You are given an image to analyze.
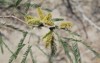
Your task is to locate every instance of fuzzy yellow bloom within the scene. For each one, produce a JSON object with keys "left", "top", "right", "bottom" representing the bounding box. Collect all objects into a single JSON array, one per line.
[
  {"left": 37, "top": 7, "right": 54, "bottom": 26},
  {"left": 42, "top": 13, "right": 54, "bottom": 26},
  {"left": 37, "top": 7, "right": 45, "bottom": 20},
  {"left": 24, "top": 15, "right": 41, "bottom": 26},
  {"left": 43, "top": 20, "right": 54, "bottom": 26},
  {"left": 60, "top": 21, "right": 73, "bottom": 29},
  {"left": 43, "top": 31, "right": 53, "bottom": 48},
  {"left": 42, "top": 13, "right": 52, "bottom": 21}
]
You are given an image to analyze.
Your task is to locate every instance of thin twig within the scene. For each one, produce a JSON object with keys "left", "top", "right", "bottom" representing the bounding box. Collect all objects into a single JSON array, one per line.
[
  {"left": 62, "top": 0, "right": 88, "bottom": 38},
  {"left": 76, "top": 5, "right": 100, "bottom": 31},
  {"left": 0, "top": 15, "right": 27, "bottom": 25}
]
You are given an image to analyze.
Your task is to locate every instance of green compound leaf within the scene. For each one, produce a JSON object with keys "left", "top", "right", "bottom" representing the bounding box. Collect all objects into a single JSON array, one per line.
[
  {"left": 43, "top": 8, "right": 52, "bottom": 12},
  {"left": 55, "top": 32, "right": 73, "bottom": 63},
  {"left": 60, "top": 39, "right": 73, "bottom": 63},
  {"left": 65, "top": 29, "right": 80, "bottom": 37},
  {"left": 21, "top": 46, "right": 32, "bottom": 63},
  {"left": 72, "top": 42, "right": 81, "bottom": 63},
  {"left": 0, "top": 33, "right": 13, "bottom": 54},
  {"left": 9, "top": 32, "right": 28, "bottom": 63},
  {"left": 52, "top": 18, "right": 64, "bottom": 21},
  {"left": 63, "top": 37, "right": 82, "bottom": 42},
  {"left": 30, "top": 49, "right": 36, "bottom": 63}
]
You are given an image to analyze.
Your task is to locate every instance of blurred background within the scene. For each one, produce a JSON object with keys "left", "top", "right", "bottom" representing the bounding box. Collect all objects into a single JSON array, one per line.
[{"left": 0, "top": 0, "right": 100, "bottom": 63}]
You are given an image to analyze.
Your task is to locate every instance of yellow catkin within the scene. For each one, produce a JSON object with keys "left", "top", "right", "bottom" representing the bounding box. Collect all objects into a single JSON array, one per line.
[
  {"left": 60, "top": 21, "right": 73, "bottom": 29},
  {"left": 42, "top": 20, "right": 54, "bottom": 26},
  {"left": 24, "top": 15, "right": 41, "bottom": 26},
  {"left": 37, "top": 7, "right": 45, "bottom": 20},
  {"left": 37, "top": 8, "right": 54, "bottom": 26},
  {"left": 43, "top": 31, "right": 53, "bottom": 48},
  {"left": 42, "top": 13, "right": 52, "bottom": 21},
  {"left": 42, "top": 13, "right": 54, "bottom": 26}
]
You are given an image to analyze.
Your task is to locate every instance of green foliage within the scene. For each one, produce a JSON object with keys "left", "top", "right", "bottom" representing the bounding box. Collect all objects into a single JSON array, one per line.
[
  {"left": 56, "top": 32, "right": 73, "bottom": 63},
  {"left": 0, "top": 33, "right": 13, "bottom": 54},
  {"left": 55, "top": 30, "right": 100, "bottom": 63},
  {"left": 9, "top": 32, "right": 27, "bottom": 63},
  {"left": 52, "top": 18, "right": 64, "bottom": 21},
  {"left": 0, "top": 1, "right": 99, "bottom": 63},
  {"left": 21, "top": 46, "right": 32, "bottom": 63},
  {"left": 72, "top": 42, "right": 81, "bottom": 63},
  {"left": 30, "top": 49, "right": 36, "bottom": 63},
  {"left": 43, "top": 8, "right": 52, "bottom": 12}
]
